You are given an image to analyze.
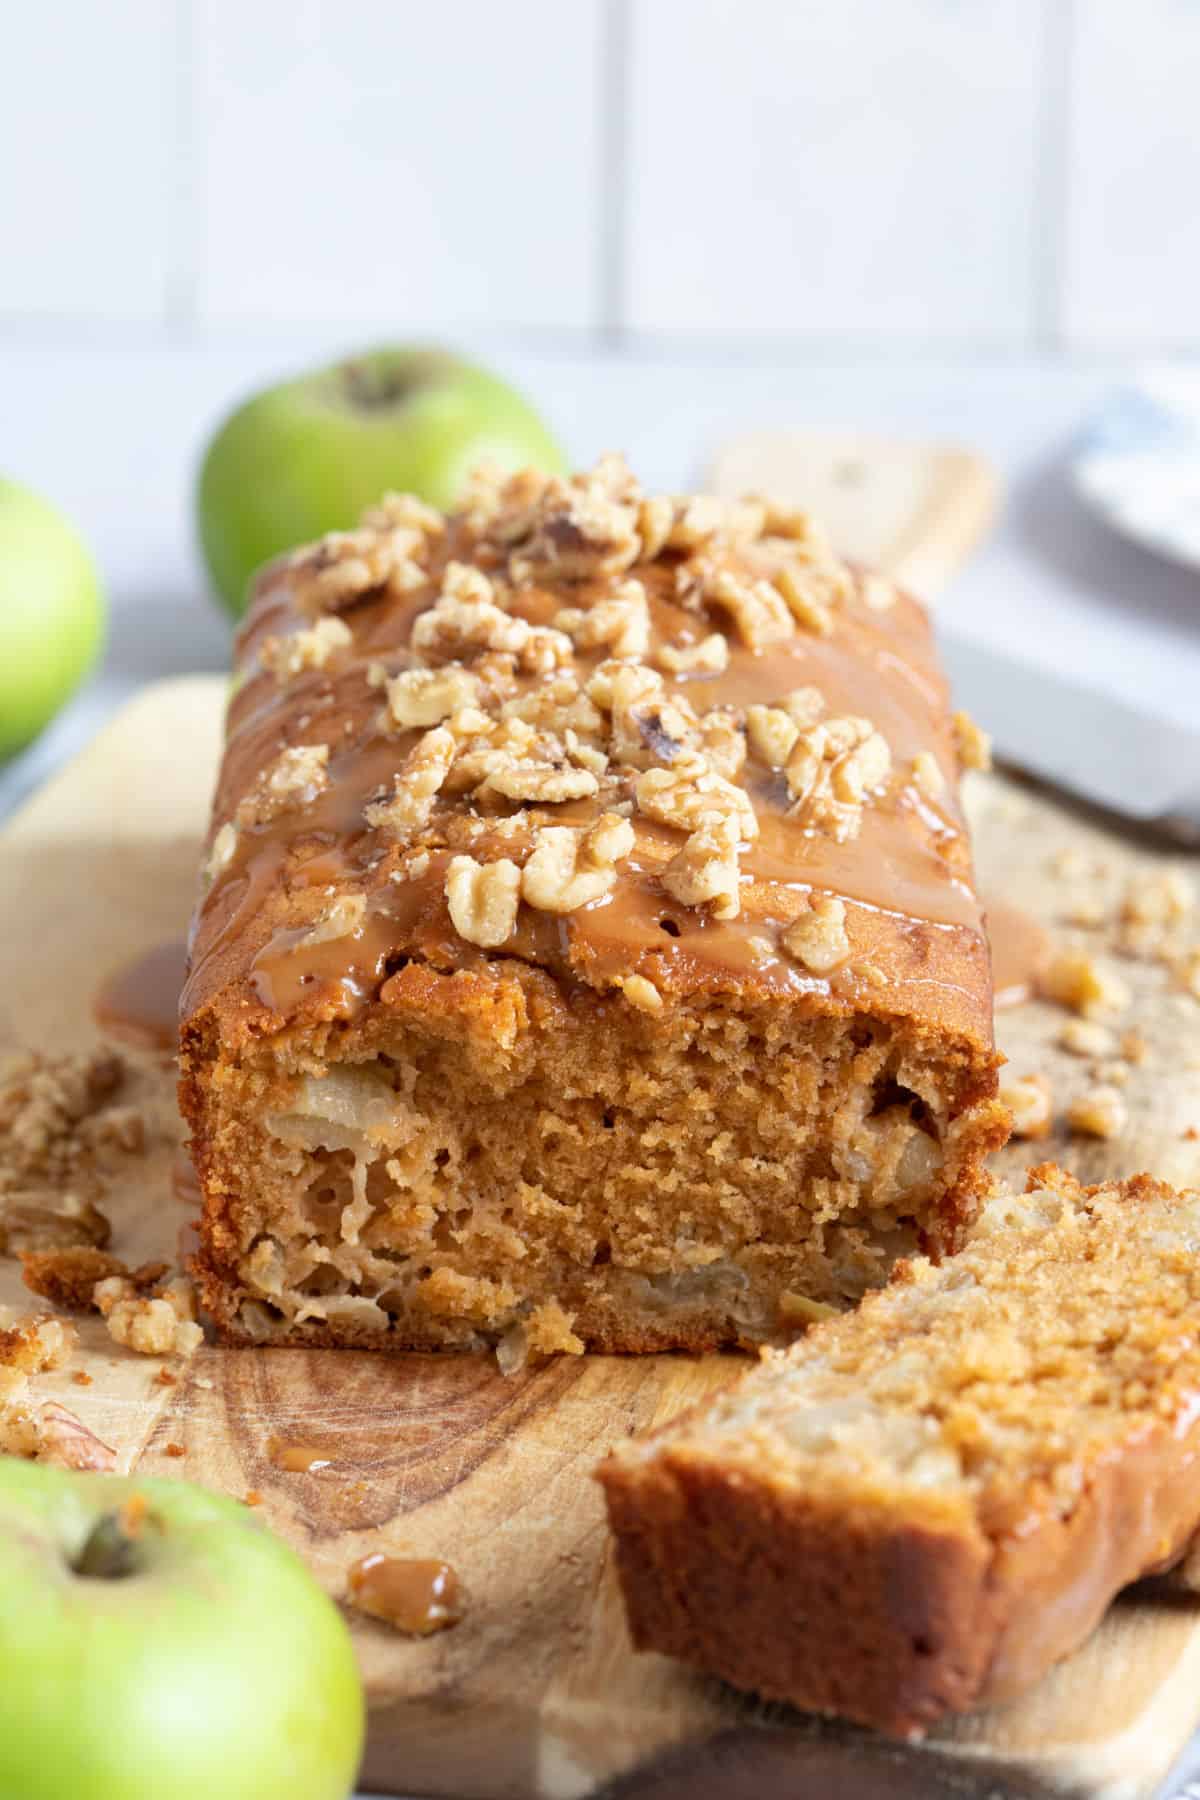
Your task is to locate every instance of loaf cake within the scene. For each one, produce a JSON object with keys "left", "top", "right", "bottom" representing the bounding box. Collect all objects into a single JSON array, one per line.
[
  {"left": 598, "top": 1165, "right": 1200, "bottom": 1736},
  {"left": 179, "top": 455, "right": 1006, "bottom": 1354}
]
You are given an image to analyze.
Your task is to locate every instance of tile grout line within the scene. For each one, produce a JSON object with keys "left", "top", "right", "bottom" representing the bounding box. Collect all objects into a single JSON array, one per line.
[
  {"left": 597, "top": 0, "right": 632, "bottom": 349},
  {"left": 1032, "top": 0, "right": 1075, "bottom": 355},
  {"left": 164, "top": 0, "right": 198, "bottom": 341}
]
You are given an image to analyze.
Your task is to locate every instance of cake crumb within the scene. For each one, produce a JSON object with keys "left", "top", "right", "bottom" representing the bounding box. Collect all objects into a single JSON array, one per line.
[
  {"left": 164, "top": 1442, "right": 185, "bottom": 1458},
  {"left": 1067, "top": 1085, "right": 1127, "bottom": 1140},
  {"left": 999, "top": 1073, "right": 1053, "bottom": 1140}
]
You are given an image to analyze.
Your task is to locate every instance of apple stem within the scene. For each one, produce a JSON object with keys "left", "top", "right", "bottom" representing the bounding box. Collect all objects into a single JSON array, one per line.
[{"left": 73, "top": 1512, "right": 141, "bottom": 1580}]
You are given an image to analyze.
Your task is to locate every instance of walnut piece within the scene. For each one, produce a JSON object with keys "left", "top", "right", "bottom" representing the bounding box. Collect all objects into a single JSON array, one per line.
[
  {"left": 785, "top": 716, "right": 891, "bottom": 843},
  {"left": 260, "top": 616, "right": 352, "bottom": 680},
  {"left": 999, "top": 1072, "right": 1053, "bottom": 1140},
  {"left": 783, "top": 897, "right": 851, "bottom": 973},
  {"left": 656, "top": 633, "right": 728, "bottom": 676},
  {"left": 635, "top": 753, "right": 758, "bottom": 841},
  {"left": 704, "top": 568, "right": 795, "bottom": 651},
  {"left": 1056, "top": 1019, "right": 1116, "bottom": 1058},
  {"left": 236, "top": 744, "right": 330, "bottom": 828},
  {"left": 910, "top": 751, "right": 946, "bottom": 799},
  {"left": 385, "top": 665, "right": 480, "bottom": 729},
  {"left": 1040, "top": 949, "right": 1130, "bottom": 1019},
  {"left": 445, "top": 856, "right": 521, "bottom": 947},
  {"left": 555, "top": 580, "right": 650, "bottom": 661},
  {"left": 521, "top": 815, "right": 634, "bottom": 914},
  {"left": 617, "top": 974, "right": 664, "bottom": 1014},
  {"left": 364, "top": 726, "right": 456, "bottom": 840},
  {"left": 953, "top": 710, "right": 992, "bottom": 772},
  {"left": 1120, "top": 870, "right": 1194, "bottom": 926},
  {"left": 287, "top": 524, "right": 428, "bottom": 616},
  {"left": 661, "top": 814, "right": 743, "bottom": 919}
]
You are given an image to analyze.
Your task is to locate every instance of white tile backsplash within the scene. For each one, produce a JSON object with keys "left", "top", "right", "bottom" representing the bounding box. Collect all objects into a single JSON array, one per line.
[
  {"left": 1063, "top": 0, "right": 1200, "bottom": 349},
  {"left": 0, "top": 0, "right": 174, "bottom": 323},
  {"left": 624, "top": 0, "right": 1044, "bottom": 342},
  {"left": 3, "top": 0, "right": 1200, "bottom": 351},
  {"left": 191, "top": 0, "right": 605, "bottom": 332}
]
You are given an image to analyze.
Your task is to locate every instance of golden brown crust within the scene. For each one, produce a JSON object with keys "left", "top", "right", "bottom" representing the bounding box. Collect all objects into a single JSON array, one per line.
[
  {"left": 597, "top": 1168, "right": 1200, "bottom": 1733},
  {"left": 181, "top": 461, "right": 1003, "bottom": 1355}
]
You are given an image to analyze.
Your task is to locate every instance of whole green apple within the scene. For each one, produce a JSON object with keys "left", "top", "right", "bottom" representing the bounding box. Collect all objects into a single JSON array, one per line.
[
  {"left": 197, "top": 346, "right": 566, "bottom": 617},
  {"left": 0, "top": 478, "right": 104, "bottom": 759},
  {"left": 0, "top": 1458, "right": 363, "bottom": 1800}
]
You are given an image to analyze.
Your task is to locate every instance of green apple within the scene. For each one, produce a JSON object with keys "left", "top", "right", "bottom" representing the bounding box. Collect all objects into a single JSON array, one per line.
[
  {"left": 197, "top": 345, "right": 566, "bottom": 617},
  {"left": 0, "top": 1459, "right": 363, "bottom": 1800},
  {"left": 0, "top": 478, "right": 104, "bottom": 759}
]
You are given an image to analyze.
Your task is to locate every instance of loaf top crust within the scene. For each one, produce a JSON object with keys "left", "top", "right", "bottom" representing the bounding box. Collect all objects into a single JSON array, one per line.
[{"left": 182, "top": 457, "right": 994, "bottom": 1049}]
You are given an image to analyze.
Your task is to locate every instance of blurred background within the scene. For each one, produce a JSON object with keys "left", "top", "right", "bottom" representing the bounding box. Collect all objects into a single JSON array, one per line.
[{"left": 3, "top": 0, "right": 1200, "bottom": 808}]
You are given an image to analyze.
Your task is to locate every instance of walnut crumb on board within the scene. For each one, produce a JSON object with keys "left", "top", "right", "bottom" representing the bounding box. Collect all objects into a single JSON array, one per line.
[{"left": 1067, "top": 1086, "right": 1128, "bottom": 1140}]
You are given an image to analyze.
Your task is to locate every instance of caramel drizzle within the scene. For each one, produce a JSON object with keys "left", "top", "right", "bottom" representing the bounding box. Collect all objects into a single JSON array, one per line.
[{"left": 185, "top": 518, "right": 989, "bottom": 1034}]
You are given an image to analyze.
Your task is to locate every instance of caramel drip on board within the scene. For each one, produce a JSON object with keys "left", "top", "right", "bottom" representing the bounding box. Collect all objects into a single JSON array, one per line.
[
  {"left": 185, "top": 515, "right": 991, "bottom": 1036},
  {"left": 346, "top": 1552, "right": 463, "bottom": 1635},
  {"left": 93, "top": 939, "right": 189, "bottom": 1052},
  {"left": 268, "top": 1437, "right": 333, "bottom": 1474}
]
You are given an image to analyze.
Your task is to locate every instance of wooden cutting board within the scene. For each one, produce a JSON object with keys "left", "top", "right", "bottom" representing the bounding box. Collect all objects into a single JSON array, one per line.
[{"left": 2, "top": 437, "right": 1199, "bottom": 1800}]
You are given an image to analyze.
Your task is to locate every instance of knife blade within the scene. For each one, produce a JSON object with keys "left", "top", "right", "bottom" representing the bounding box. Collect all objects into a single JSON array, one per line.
[{"left": 936, "top": 630, "right": 1200, "bottom": 844}]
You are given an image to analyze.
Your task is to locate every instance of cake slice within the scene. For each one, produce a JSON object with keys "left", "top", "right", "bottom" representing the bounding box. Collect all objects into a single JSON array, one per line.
[
  {"left": 598, "top": 1165, "right": 1200, "bottom": 1736},
  {"left": 180, "top": 456, "right": 1005, "bottom": 1356}
]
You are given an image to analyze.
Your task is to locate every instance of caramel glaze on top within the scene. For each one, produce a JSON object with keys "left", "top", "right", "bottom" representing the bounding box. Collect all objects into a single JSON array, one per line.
[{"left": 182, "top": 473, "right": 994, "bottom": 1055}]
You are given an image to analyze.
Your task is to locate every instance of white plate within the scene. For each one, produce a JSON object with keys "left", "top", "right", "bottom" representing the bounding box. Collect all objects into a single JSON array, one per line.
[{"left": 1074, "top": 366, "right": 1200, "bottom": 574}]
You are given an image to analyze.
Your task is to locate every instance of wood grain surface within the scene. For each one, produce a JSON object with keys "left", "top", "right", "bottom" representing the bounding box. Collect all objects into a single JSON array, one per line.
[{"left": 1, "top": 437, "right": 1197, "bottom": 1799}]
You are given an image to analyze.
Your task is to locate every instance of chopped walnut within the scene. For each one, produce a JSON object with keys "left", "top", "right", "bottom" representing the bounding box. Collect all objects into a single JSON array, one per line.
[
  {"left": 236, "top": 744, "right": 330, "bottom": 828},
  {"left": 204, "top": 821, "right": 238, "bottom": 884},
  {"left": 385, "top": 665, "right": 480, "bottom": 729},
  {"left": 364, "top": 726, "right": 456, "bottom": 840},
  {"left": 304, "top": 893, "right": 366, "bottom": 945},
  {"left": 521, "top": 814, "right": 634, "bottom": 913},
  {"left": 910, "top": 751, "right": 946, "bottom": 799},
  {"left": 783, "top": 896, "right": 851, "bottom": 974},
  {"left": 445, "top": 856, "right": 521, "bottom": 947},
  {"left": 482, "top": 750, "right": 598, "bottom": 806},
  {"left": 1067, "top": 1085, "right": 1127, "bottom": 1140},
  {"left": 500, "top": 672, "right": 605, "bottom": 741},
  {"left": 656, "top": 633, "right": 728, "bottom": 676},
  {"left": 555, "top": 580, "right": 650, "bottom": 661},
  {"left": 696, "top": 708, "right": 746, "bottom": 781},
  {"left": 585, "top": 658, "right": 662, "bottom": 713},
  {"left": 637, "top": 494, "right": 675, "bottom": 560},
  {"left": 773, "top": 562, "right": 834, "bottom": 636},
  {"left": 1041, "top": 949, "right": 1130, "bottom": 1019},
  {"left": 617, "top": 974, "right": 664, "bottom": 1014},
  {"left": 953, "top": 710, "right": 992, "bottom": 772},
  {"left": 705, "top": 568, "right": 795, "bottom": 650},
  {"left": 95, "top": 1274, "right": 203, "bottom": 1357},
  {"left": 259, "top": 616, "right": 352, "bottom": 680},
  {"left": 1120, "top": 870, "right": 1194, "bottom": 926},
  {"left": 412, "top": 582, "right": 525, "bottom": 664},
  {"left": 745, "top": 688, "right": 824, "bottom": 771},
  {"left": 1057, "top": 1019, "right": 1116, "bottom": 1058},
  {"left": 785, "top": 716, "right": 891, "bottom": 843},
  {"left": 509, "top": 468, "right": 641, "bottom": 583},
  {"left": 661, "top": 814, "right": 743, "bottom": 919},
  {"left": 359, "top": 491, "right": 445, "bottom": 536},
  {"left": 287, "top": 525, "right": 427, "bottom": 616},
  {"left": 635, "top": 754, "right": 758, "bottom": 841},
  {"left": 999, "top": 1072, "right": 1053, "bottom": 1140}
]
